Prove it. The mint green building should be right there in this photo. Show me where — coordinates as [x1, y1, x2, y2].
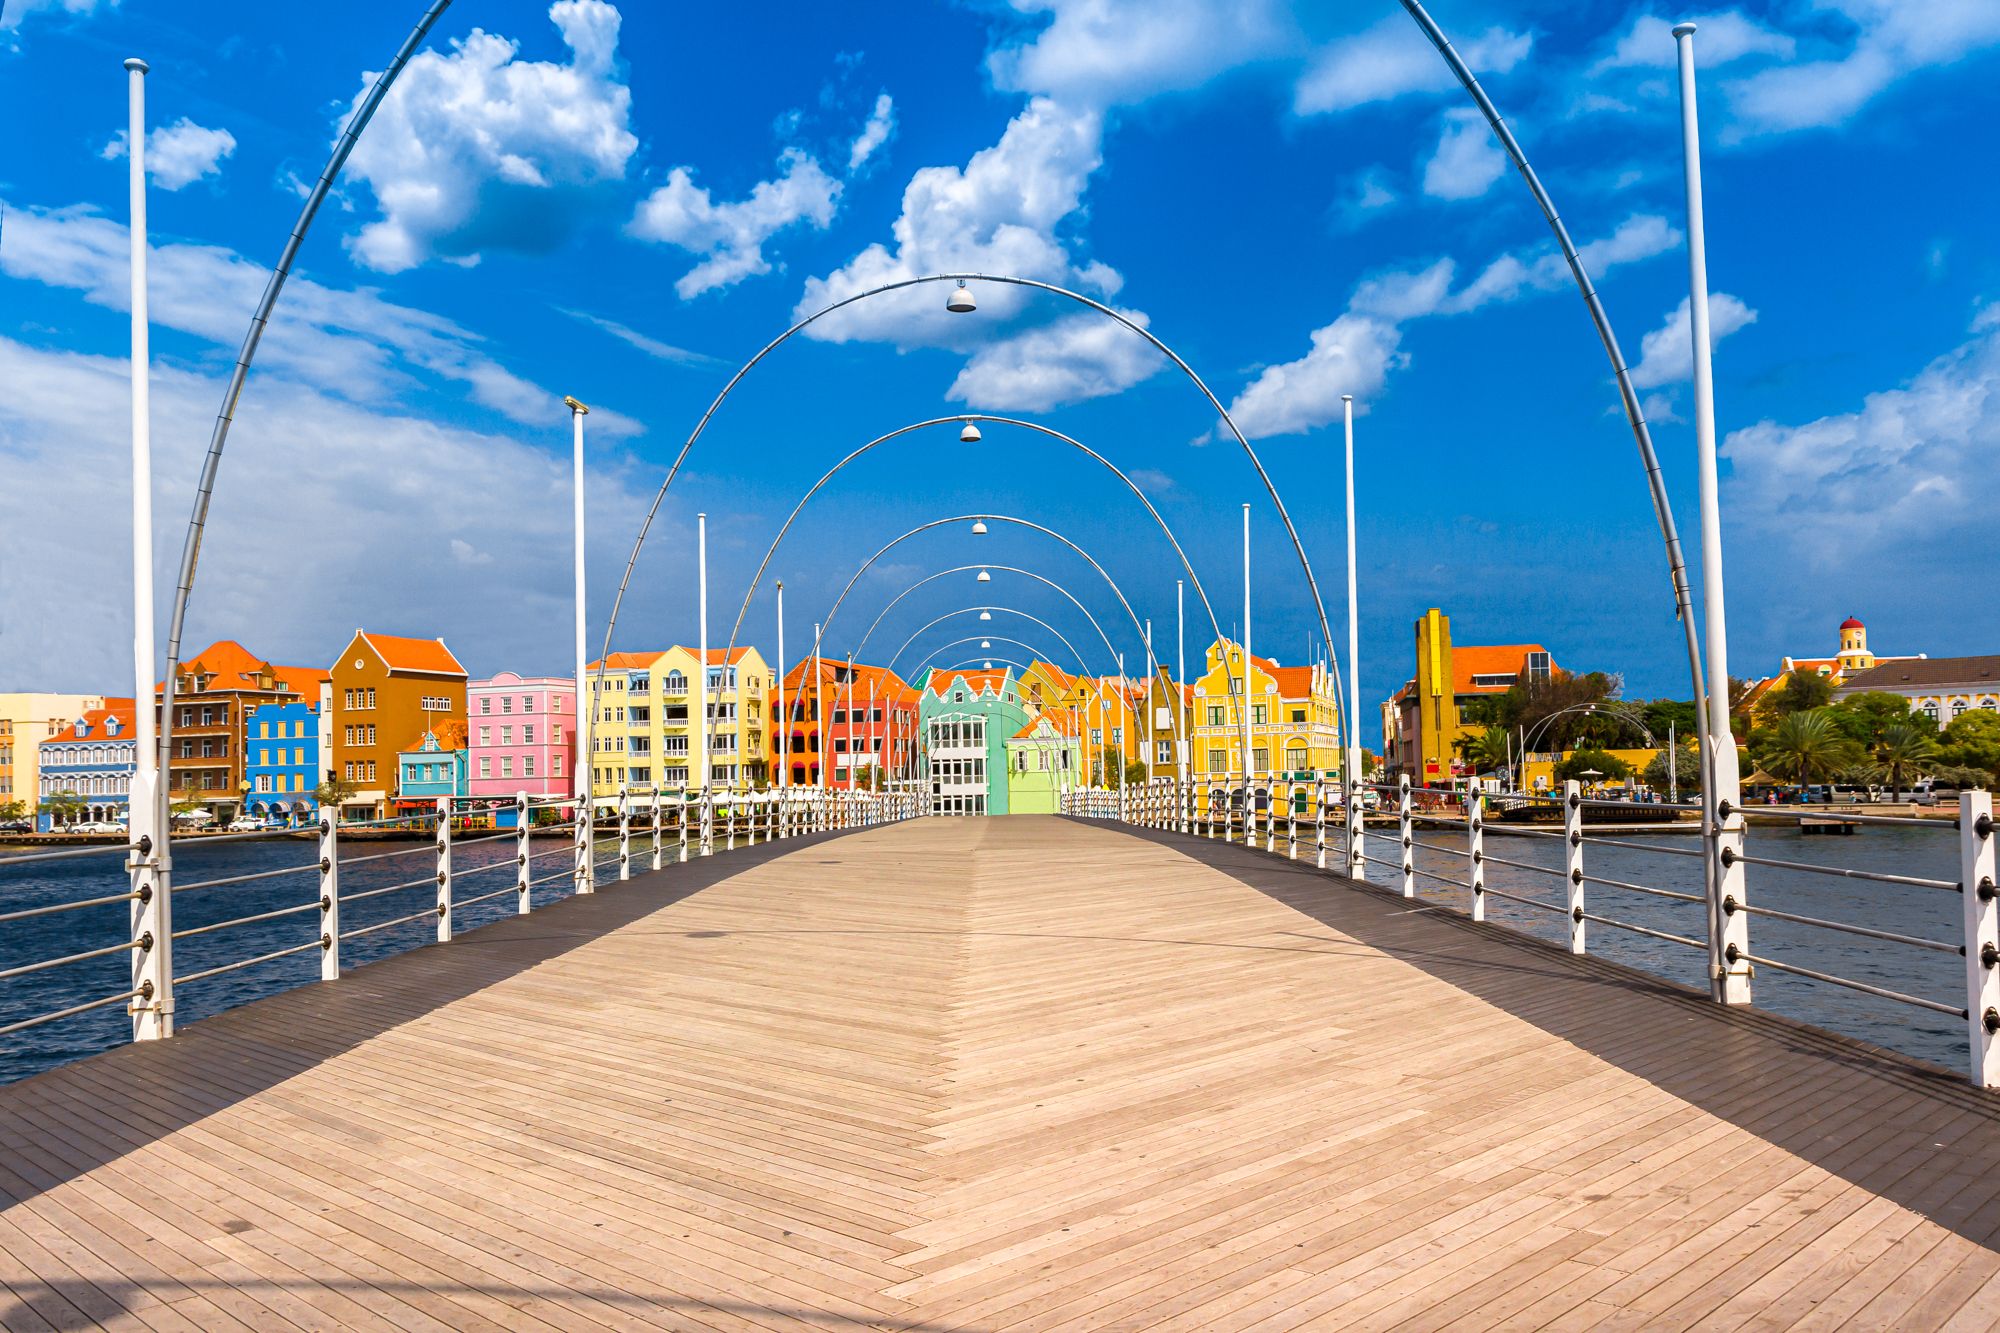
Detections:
[917, 667, 1032, 816]
[1004, 713, 1082, 814]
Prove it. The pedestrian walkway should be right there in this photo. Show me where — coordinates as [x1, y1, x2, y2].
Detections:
[2, 817, 1996, 1329]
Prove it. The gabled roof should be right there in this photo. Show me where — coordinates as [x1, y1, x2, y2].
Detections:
[46, 699, 137, 745]
[401, 719, 469, 754]
[1013, 709, 1079, 739]
[586, 651, 668, 671]
[355, 631, 468, 677]
[1023, 661, 1077, 693]
[164, 640, 328, 699]
[1271, 665, 1319, 700]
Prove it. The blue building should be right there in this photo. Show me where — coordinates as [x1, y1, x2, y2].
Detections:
[246, 700, 320, 826]
[396, 721, 468, 813]
[36, 702, 137, 829]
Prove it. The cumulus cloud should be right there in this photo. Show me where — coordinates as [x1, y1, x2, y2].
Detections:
[1595, 11, 1795, 70]
[629, 149, 842, 298]
[1228, 215, 1681, 437]
[0, 334, 657, 687]
[341, 0, 637, 273]
[989, 0, 1295, 109]
[0, 201, 631, 434]
[1723, 1, 2000, 137]
[848, 93, 896, 171]
[1630, 293, 1758, 388]
[1294, 17, 1530, 116]
[0, 0, 112, 33]
[1421, 108, 1506, 201]
[100, 117, 237, 191]
[1722, 304, 2000, 568]
[947, 310, 1163, 411]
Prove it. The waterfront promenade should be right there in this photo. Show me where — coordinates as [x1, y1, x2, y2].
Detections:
[2, 817, 1997, 1330]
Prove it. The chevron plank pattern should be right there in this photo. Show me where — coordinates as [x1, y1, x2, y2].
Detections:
[3, 816, 1998, 1330]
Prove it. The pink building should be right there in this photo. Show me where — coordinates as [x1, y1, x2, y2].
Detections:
[466, 673, 575, 814]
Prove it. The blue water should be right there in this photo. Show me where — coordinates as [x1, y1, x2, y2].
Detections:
[0, 829, 627, 1084]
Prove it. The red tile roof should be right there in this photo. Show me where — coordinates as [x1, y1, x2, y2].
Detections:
[586, 651, 667, 670]
[46, 699, 137, 744]
[1451, 644, 1550, 694]
[356, 632, 467, 677]
[162, 640, 329, 699]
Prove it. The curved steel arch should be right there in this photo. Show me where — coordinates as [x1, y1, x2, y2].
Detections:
[718, 414, 1228, 703]
[597, 272, 1343, 738]
[888, 607, 1097, 681]
[910, 635, 1070, 676]
[159, 0, 455, 785]
[938, 655, 1029, 673]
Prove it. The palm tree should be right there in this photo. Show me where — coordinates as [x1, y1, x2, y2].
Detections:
[1760, 711, 1862, 785]
[1459, 726, 1511, 776]
[1875, 723, 1940, 801]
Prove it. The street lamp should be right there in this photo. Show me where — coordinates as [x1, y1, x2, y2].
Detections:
[946, 280, 976, 313]
[961, 422, 982, 443]
[976, 569, 991, 583]
[971, 519, 988, 535]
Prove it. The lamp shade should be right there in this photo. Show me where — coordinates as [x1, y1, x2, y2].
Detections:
[946, 280, 976, 313]
[979, 611, 992, 621]
[976, 569, 991, 583]
[960, 422, 982, 443]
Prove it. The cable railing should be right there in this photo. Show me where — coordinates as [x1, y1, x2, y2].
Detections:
[1089, 771, 1998, 1089]
[0, 781, 924, 1076]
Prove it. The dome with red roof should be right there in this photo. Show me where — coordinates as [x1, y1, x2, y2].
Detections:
[1839, 616, 1865, 631]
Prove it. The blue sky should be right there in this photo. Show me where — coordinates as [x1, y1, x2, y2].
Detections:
[3, 0, 1996, 746]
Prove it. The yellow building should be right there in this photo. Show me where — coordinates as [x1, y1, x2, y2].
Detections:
[1190, 638, 1343, 797]
[0, 692, 108, 816]
[587, 646, 772, 796]
[1140, 669, 1194, 782]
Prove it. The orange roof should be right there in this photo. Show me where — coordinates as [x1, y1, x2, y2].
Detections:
[402, 718, 469, 753]
[1271, 665, 1318, 699]
[693, 647, 754, 665]
[781, 659, 916, 701]
[1451, 644, 1550, 694]
[1013, 709, 1079, 739]
[47, 700, 137, 744]
[357, 631, 467, 677]
[1024, 661, 1077, 692]
[586, 651, 667, 671]
[163, 640, 329, 698]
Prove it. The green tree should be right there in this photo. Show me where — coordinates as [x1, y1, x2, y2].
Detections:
[1457, 726, 1511, 774]
[1823, 691, 1914, 748]
[1642, 745, 1701, 796]
[1554, 748, 1632, 785]
[1765, 670, 1834, 717]
[1759, 710, 1862, 784]
[1639, 698, 1699, 742]
[0, 798, 25, 822]
[1497, 669, 1621, 748]
[39, 790, 85, 827]
[1124, 757, 1150, 785]
[1874, 723, 1939, 800]
[313, 773, 358, 811]
[1926, 764, 1992, 791]
[1937, 710, 2000, 782]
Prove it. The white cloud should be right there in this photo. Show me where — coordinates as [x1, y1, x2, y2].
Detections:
[1421, 108, 1506, 201]
[556, 307, 723, 367]
[989, 0, 1296, 109]
[848, 93, 896, 171]
[1724, 0, 2000, 137]
[1595, 12, 1795, 70]
[629, 149, 842, 299]
[100, 117, 237, 191]
[0, 0, 112, 33]
[795, 97, 1109, 348]
[1294, 17, 1530, 116]
[0, 334, 658, 687]
[1228, 215, 1681, 437]
[0, 201, 626, 434]
[1630, 292, 1758, 388]
[341, 0, 637, 273]
[946, 310, 1163, 411]
[1722, 304, 2000, 567]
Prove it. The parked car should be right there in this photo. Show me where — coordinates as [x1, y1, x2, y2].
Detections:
[225, 816, 264, 832]
[71, 819, 127, 835]
[0, 818, 32, 834]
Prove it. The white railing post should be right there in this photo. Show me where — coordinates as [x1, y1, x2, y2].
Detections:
[726, 785, 737, 851]
[1717, 789, 1751, 1003]
[515, 792, 531, 915]
[1314, 781, 1328, 870]
[1348, 776, 1366, 880]
[679, 785, 691, 862]
[1286, 780, 1297, 860]
[574, 789, 593, 896]
[650, 786, 663, 871]
[700, 781, 714, 857]
[1466, 787, 1484, 922]
[1398, 775, 1415, 899]
[318, 812, 340, 980]
[1960, 790, 1998, 1088]
[435, 796, 453, 942]
[618, 784, 631, 881]
[1565, 779, 1585, 954]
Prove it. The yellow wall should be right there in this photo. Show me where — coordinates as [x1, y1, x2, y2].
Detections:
[1189, 639, 1343, 790]
[590, 647, 772, 797]
[0, 693, 106, 809]
[1521, 747, 1661, 792]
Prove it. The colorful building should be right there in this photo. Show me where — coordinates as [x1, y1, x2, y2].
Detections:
[1004, 711, 1082, 814]
[1138, 669, 1194, 783]
[397, 721, 469, 808]
[776, 658, 921, 788]
[328, 630, 468, 820]
[587, 646, 773, 796]
[244, 700, 320, 825]
[918, 667, 1032, 816]
[0, 692, 108, 817]
[158, 640, 329, 823]
[467, 673, 575, 813]
[1381, 610, 1552, 786]
[1190, 639, 1345, 799]
[1742, 616, 1926, 712]
[1835, 655, 2000, 727]
[35, 700, 137, 829]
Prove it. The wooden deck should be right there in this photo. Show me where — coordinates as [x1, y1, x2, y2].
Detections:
[3, 816, 1998, 1330]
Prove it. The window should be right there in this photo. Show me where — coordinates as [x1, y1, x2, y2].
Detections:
[1252, 705, 1266, 725]
[501, 696, 514, 713]
[1090, 728, 1103, 745]
[365, 761, 376, 782]
[342, 691, 354, 711]
[524, 756, 536, 778]
[344, 761, 356, 781]
[479, 727, 492, 746]
[1290, 708, 1306, 723]
[1207, 706, 1224, 727]
[1209, 749, 1227, 774]
[553, 755, 563, 776]
[501, 756, 513, 778]
[365, 689, 376, 709]
[500, 726, 513, 745]
[365, 725, 377, 746]
[553, 725, 564, 746]
[1110, 727, 1122, 745]
[1253, 747, 1269, 772]
[479, 757, 492, 778]
[1286, 745, 1308, 771]
[523, 725, 535, 744]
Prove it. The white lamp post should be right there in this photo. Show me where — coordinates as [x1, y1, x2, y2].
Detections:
[566, 394, 592, 894]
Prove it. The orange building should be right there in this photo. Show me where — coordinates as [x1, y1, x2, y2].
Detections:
[1382, 609, 1554, 784]
[775, 659, 920, 787]
[327, 630, 467, 820]
[157, 640, 330, 822]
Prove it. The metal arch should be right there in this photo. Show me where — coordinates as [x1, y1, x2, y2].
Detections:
[910, 635, 1072, 676]
[854, 570, 1120, 695]
[1521, 700, 1658, 756]
[888, 607, 1097, 680]
[158, 0, 455, 793]
[939, 656, 1030, 673]
[595, 271, 1345, 743]
[717, 413, 1228, 707]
